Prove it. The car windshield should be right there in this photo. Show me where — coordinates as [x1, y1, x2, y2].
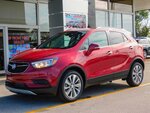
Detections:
[38, 31, 87, 49]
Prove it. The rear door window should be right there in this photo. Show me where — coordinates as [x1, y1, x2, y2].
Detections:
[109, 32, 125, 45]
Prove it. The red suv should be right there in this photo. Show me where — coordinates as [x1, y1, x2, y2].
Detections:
[6, 28, 144, 102]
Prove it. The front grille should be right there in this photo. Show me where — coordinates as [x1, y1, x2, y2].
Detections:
[8, 62, 29, 73]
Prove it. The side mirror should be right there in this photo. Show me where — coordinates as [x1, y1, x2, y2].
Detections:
[85, 43, 99, 55]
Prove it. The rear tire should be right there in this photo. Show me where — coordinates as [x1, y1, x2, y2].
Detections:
[126, 62, 144, 87]
[58, 70, 84, 102]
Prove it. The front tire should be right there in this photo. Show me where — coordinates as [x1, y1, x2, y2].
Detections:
[126, 62, 144, 87]
[58, 70, 84, 102]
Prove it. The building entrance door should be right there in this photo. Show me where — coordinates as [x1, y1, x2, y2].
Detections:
[0, 28, 5, 72]
[0, 26, 9, 74]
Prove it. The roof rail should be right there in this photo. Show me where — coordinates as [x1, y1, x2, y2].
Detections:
[96, 27, 113, 30]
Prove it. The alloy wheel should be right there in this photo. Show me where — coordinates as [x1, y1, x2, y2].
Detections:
[63, 74, 82, 100]
[132, 64, 143, 85]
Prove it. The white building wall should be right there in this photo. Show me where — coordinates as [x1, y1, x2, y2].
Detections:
[63, 0, 88, 14]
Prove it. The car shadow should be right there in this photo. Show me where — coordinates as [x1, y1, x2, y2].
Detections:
[0, 82, 130, 113]
[81, 82, 129, 98]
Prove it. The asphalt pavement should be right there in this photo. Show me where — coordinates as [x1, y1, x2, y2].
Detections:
[0, 59, 150, 113]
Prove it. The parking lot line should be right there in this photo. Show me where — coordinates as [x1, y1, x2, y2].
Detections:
[0, 77, 5, 81]
[140, 82, 150, 87]
[26, 82, 150, 113]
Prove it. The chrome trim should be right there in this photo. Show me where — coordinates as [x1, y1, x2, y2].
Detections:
[8, 64, 28, 67]
[7, 61, 29, 74]
[6, 86, 37, 95]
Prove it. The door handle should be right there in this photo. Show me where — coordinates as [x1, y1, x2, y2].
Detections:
[106, 51, 113, 55]
[129, 46, 133, 49]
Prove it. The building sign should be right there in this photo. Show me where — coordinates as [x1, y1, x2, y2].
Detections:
[9, 33, 30, 58]
[65, 13, 86, 28]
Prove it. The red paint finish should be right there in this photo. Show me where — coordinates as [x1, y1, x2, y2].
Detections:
[6, 28, 144, 94]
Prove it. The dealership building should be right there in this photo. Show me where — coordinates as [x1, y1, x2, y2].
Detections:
[0, 0, 149, 74]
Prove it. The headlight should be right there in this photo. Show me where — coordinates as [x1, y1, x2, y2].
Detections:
[31, 58, 58, 69]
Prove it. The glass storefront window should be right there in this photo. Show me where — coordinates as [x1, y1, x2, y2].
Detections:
[123, 14, 133, 33]
[95, 0, 108, 10]
[24, 3, 37, 25]
[0, 1, 36, 25]
[110, 13, 121, 28]
[8, 29, 38, 58]
[39, 3, 50, 42]
[109, 0, 133, 13]
[96, 10, 108, 27]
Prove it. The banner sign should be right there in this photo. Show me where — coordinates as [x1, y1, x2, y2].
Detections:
[65, 13, 86, 28]
[9, 33, 30, 58]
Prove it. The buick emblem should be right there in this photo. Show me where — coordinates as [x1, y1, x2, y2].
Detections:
[10, 64, 16, 70]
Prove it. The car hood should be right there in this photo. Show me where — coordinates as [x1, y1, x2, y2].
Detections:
[11, 48, 63, 62]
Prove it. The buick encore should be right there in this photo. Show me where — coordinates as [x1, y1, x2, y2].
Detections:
[6, 28, 145, 102]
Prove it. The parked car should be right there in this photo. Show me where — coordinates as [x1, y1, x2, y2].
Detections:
[6, 28, 144, 102]
[136, 37, 150, 58]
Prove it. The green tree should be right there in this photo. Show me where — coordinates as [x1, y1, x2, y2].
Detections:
[135, 10, 150, 37]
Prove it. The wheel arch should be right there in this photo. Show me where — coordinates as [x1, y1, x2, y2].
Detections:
[57, 64, 87, 91]
[126, 57, 145, 87]
[131, 58, 145, 70]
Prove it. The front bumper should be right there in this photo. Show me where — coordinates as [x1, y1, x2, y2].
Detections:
[6, 61, 64, 95]
[5, 80, 57, 95]
[6, 86, 37, 95]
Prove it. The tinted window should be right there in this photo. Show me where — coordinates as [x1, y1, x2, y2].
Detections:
[109, 32, 124, 45]
[38, 31, 87, 49]
[89, 31, 108, 47]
